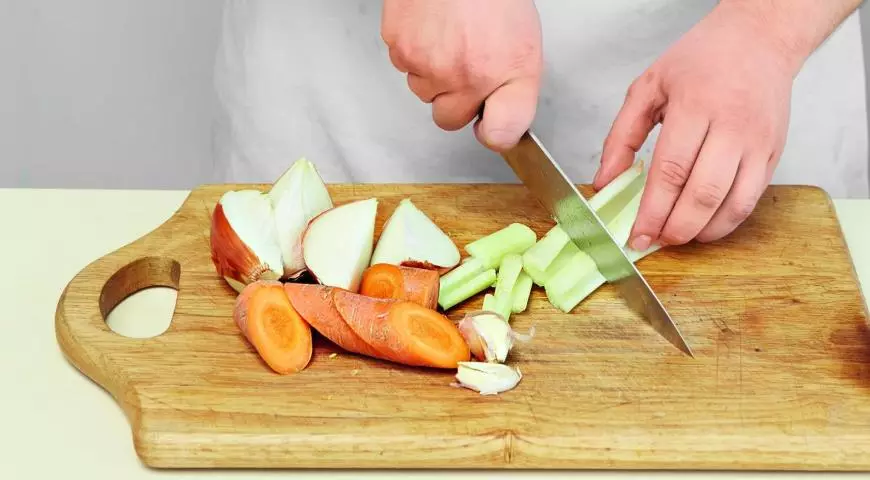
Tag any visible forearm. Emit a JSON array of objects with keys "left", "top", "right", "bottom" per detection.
[{"left": 719, "top": 0, "right": 863, "bottom": 75}]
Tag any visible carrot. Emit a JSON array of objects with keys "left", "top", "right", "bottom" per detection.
[
  {"left": 282, "top": 283, "right": 383, "bottom": 359},
  {"left": 233, "top": 280, "right": 313, "bottom": 374},
  {"left": 359, "top": 263, "right": 440, "bottom": 310},
  {"left": 333, "top": 289, "right": 471, "bottom": 369}
]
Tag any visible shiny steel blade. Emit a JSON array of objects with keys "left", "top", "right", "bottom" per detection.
[{"left": 500, "top": 131, "right": 694, "bottom": 357}]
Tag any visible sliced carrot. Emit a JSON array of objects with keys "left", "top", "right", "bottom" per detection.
[
  {"left": 359, "top": 263, "right": 404, "bottom": 300},
  {"left": 233, "top": 280, "right": 313, "bottom": 374},
  {"left": 282, "top": 283, "right": 383, "bottom": 359},
  {"left": 360, "top": 263, "right": 440, "bottom": 310},
  {"left": 333, "top": 290, "right": 470, "bottom": 369}
]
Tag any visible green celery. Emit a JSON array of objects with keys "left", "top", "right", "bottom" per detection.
[
  {"left": 546, "top": 243, "right": 662, "bottom": 313},
  {"left": 492, "top": 254, "right": 523, "bottom": 321},
  {"left": 465, "top": 223, "right": 537, "bottom": 269},
  {"left": 438, "top": 267, "right": 496, "bottom": 310},
  {"left": 511, "top": 271, "right": 534, "bottom": 314},
  {"left": 439, "top": 257, "right": 485, "bottom": 297}
]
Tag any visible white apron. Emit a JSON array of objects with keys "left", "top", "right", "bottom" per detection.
[{"left": 212, "top": 0, "right": 869, "bottom": 198}]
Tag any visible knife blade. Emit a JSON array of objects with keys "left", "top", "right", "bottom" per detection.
[{"left": 500, "top": 131, "right": 694, "bottom": 357}]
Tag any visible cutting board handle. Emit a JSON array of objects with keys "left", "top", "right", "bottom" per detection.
[{"left": 54, "top": 191, "right": 204, "bottom": 416}]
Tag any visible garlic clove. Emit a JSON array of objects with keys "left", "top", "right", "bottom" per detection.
[
  {"left": 268, "top": 158, "right": 333, "bottom": 279},
  {"left": 210, "top": 189, "right": 284, "bottom": 293},
  {"left": 457, "top": 311, "right": 514, "bottom": 363},
  {"left": 453, "top": 361, "right": 522, "bottom": 395}
]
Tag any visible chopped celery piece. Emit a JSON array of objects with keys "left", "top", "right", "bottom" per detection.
[
  {"left": 438, "top": 267, "right": 497, "bottom": 310},
  {"left": 604, "top": 185, "right": 644, "bottom": 248},
  {"left": 465, "top": 223, "right": 537, "bottom": 269},
  {"left": 520, "top": 165, "right": 645, "bottom": 286},
  {"left": 511, "top": 271, "right": 533, "bottom": 313},
  {"left": 544, "top": 249, "right": 597, "bottom": 300},
  {"left": 589, "top": 161, "right": 646, "bottom": 225},
  {"left": 492, "top": 254, "right": 523, "bottom": 321},
  {"left": 546, "top": 243, "right": 662, "bottom": 313},
  {"left": 523, "top": 240, "right": 579, "bottom": 286},
  {"left": 482, "top": 293, "right": 498, "bottom": 314},
  {"left": 439, "top": 257, "right": 485, "bottom": 296},
  {"left": 521, "top": 225, "right": 569, "bottom": 279}
]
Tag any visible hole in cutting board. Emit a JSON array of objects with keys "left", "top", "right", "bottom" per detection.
[{"left": 99, "top": 256, "right": 180, "bottom": 339}]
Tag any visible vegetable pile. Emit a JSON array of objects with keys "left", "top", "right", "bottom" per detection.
[{"left": 210, "top": 157, "right": 661, "bottom": 396}]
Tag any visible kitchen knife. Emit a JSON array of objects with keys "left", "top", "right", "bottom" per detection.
[{"left": 500, "top": 131, "right": 694, "bottom": 357}]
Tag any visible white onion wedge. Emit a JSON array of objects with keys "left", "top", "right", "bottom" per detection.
[
  {"left": 370, "top": 198, "right": 460, "bottom": 273},
  {"left": 267, "top": 158, "right": 333, "bottom": 279},
  {"left": 302, "top": 198, "right": 378, "bottom": 292}
]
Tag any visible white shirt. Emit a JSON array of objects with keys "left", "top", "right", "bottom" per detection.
[{"left": 212, "top": 0, "right": 869, "bottom": 198}]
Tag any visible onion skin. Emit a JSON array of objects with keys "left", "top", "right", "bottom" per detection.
[{"left": 210, "top": 203, "right": 279, "bottom": 292}]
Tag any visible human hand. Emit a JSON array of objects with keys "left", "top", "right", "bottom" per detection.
[
  {"left": 594, "top": 1, "right": 802, "bottom": 249},
  {"left": 381, "top": 0, "right": 543, "bottom": 151}
]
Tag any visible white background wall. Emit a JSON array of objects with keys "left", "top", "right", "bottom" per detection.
[{"left": 2, "top": 0, "right": 870, "bottom": 192}]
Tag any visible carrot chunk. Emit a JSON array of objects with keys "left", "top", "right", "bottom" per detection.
[
  {"left": 360, "top": 263, "right": 440, "bottom": 310},
  {"left": 233, "top": 280, "right": 313, "bottom": 374},
  {"left": 283, "top": 283, "right": 383, "bottom": 359},
  {"left": 333, "top": 290, "right": 470, "bottom": 369}
]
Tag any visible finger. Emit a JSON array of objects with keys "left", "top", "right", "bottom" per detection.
[
  {"left": 472, "top": 77, "right": 539, "bottom": 152},
  {"left": 695, "top": 149, "right": 773, "bottom": 243},
  {"left": 387, "top": 47, "right": 411, "bottom": 73},
  {"left": 628, "top": 111, "right": 709, "bottom": 251},
  {"left": 658, "top": 128, "right": 742, "bottom": 246},
  {"left": 407, "top": 73, "right": 446, "bottom": 104},
  {"left": 432, "top": 89, "right": 483, "bottom": 131},
  {"left": 594, "top": 74, "right": 665, "bottom": 190}
]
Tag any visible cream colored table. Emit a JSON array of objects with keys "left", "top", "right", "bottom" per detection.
[{"left": 2, "top": 188, "right": 868, "bottom": 480}]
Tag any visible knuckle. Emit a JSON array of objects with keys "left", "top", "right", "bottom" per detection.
[
  {"left": 726, "top": 199, "right": 757, "bottom": 223},
  {"left": 656, "top": 158, "right": 692, "bottom": 189},
  {"left": 660, "top": 227, "right": 693, "bottom": 246},
  {"left": 626, "top": 70, "right": 658, "bottom": 99},
  {"left": 691, "top": 183, "right": 726, "bottom": 210}
]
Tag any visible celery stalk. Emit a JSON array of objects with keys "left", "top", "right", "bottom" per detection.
[
  {"left": 482, "top": 293, "right": 498, "bottom": 314},
  {"left": 519, "top": 163, "right": 645, "bottom": 286},
  {"left": 546, "top": 243, "right": 662, "bottom": 313},
  {"left": 511, "top": 271, "right": 533, "bottom": 314},
  {"left": 604, "top": 185, "right": 644, "bottom": 248},
  {"left": 589, "top": 160, "right": 646, "bottom": 225},
  {"left": 492, "top": 254, "right": 523, "bottom": 321},
  {"left": 439, "top": 257, "right": 485, "bottom": 296},
  {"left": 521, "top": 225, "right": 570, "bottom": 280},
  {"left": 544, "top": 249, "right": 598, "bottom": 300},
  {"left": 438, "top": 267, "right": 496, "bottom": 310},
  {"left": 465, "top": 223, "right": 537, "bottom": 269},
  {"left": 545, "top": 184, "right": 645, "bottom": 302},
  {"left": 523, "top": 240, "right": 579, "bottom": 286}
]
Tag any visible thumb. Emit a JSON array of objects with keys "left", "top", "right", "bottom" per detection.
[{"left": 473, "top": 78, "right": 539, "bottom": 152}]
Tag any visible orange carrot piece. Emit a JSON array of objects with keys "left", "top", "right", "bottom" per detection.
[
  {"left": 333, "top": 290, "right": 470, "bottom": 369},
  {"left": 360, "top": 263, "right": 440, "bottom": 310},
  {"left": 359, "top": 263, "right": 404, "bottom": 300},
  {"left": 234, "top": 280, "right": 313, "bottom": 374},
  {"left": 282, "top": 283, "right": 383, "bottom": 359}
]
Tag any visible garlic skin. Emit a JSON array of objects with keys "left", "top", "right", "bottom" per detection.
[
  {"left": 210, "top": 189, "right": 284, "bottom": 293},
  {"left": 453, "top": 362, "right": 522, "bottom": 395},
  {"left": 458, "top": 311, "right": 513, "bottom": 363},
  {"left": 268, "top": 158, "right": 333, "bottom": 279}
]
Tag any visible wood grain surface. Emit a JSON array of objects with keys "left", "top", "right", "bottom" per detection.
[{"left": 54, "top": 183, "right": 870, "bottom": 470}]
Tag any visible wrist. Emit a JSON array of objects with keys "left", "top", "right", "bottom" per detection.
[
  {"left": 715, "top": 0, "right": 862, "bottom": 78},
  {"left": 716, "top": 0, "right": 813, "bottom": 76}
]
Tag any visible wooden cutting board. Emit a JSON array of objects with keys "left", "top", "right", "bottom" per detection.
[{"left": 54, "top": 183, "right": 870, "bottom": 470}]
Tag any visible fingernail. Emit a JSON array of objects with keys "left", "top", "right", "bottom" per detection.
[
  {"left": 630, "top": 235, "right": 651, "bottom": 251},
  {"left": 484, "top": 129, "right": 518, "bottom": 150}
]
